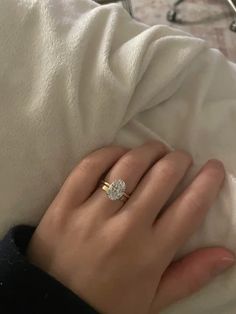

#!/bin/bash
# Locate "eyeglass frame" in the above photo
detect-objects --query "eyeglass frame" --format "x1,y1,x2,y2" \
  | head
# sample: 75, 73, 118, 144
167, 0, 236, 32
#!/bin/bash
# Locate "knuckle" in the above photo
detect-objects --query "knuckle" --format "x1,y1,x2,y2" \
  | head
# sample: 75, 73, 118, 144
78, 156, 102, 173
108, 218, 133, 247
186, 193, 203, 211
159, 150, 193, 178
120, 154, 145, 171
159, 161, 179, 179
146, 140, 170, 152
78, 146, 129, 174
102, 232, 126, 259
175, 150, 193, 165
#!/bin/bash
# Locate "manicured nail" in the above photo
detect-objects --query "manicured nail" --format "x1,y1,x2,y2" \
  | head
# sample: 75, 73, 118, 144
212, 256, 235, 276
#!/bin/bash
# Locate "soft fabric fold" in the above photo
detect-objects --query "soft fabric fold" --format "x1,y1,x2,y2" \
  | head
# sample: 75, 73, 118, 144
0, 0, 236, 313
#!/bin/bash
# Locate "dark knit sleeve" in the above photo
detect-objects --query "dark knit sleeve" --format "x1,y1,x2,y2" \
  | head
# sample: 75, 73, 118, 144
0, 225, 99, 314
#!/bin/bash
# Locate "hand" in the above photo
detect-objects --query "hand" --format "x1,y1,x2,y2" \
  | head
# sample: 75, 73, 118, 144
27, 141, 235, 314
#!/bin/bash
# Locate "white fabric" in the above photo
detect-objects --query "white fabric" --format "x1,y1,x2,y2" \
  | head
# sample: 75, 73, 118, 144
0, 0, 236, 312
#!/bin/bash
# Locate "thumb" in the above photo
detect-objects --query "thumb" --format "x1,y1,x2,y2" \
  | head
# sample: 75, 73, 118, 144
152, 247, 235, 312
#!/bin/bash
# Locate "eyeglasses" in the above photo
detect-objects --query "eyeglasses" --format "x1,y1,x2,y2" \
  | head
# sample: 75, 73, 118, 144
167, 0, 236, 32
95, 0, 133, 17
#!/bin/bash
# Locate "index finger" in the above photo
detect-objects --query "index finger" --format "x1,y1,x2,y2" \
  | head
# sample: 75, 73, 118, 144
154, 159, 225, 265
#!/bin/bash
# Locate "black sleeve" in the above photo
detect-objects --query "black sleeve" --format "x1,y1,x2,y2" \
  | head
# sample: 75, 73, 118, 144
0, 225, 99, 314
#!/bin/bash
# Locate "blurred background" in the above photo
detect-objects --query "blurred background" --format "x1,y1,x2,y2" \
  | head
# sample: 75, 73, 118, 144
132, 0, 236, 62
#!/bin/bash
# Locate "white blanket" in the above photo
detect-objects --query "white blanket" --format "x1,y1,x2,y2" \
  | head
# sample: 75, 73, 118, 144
0, 0, 236, 312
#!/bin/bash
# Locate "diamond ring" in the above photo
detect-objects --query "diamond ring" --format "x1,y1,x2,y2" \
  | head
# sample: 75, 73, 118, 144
100, 179, 130, 202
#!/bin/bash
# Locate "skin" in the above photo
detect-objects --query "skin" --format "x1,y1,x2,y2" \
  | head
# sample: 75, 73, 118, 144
27, 140, 235, 314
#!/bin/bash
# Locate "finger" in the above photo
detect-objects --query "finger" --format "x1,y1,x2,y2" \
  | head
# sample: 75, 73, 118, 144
151, 248, 235, 312
120, 150, 192, 224
54, 146, 129, 208
85, 140, 169, 217
155, 159, 225, 263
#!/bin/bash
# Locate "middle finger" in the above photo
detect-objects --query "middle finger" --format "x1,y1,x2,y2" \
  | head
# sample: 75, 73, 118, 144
120, 150, 193, 224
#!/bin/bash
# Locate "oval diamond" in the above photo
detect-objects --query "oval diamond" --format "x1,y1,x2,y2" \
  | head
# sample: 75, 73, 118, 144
106, 179, 126, 201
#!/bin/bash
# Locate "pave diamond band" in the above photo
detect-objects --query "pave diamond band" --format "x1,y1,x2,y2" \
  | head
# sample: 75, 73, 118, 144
101, 179, 130, 202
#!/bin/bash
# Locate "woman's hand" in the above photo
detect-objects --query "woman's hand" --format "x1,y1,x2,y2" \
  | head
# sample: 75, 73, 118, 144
27, 141, 235, 314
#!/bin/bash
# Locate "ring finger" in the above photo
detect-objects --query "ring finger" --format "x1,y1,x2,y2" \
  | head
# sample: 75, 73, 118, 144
85, 140, 170, 217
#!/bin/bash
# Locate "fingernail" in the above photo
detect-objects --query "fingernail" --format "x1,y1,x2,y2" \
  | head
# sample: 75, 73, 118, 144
206, 159, 225, 172
212, 256, 235, 276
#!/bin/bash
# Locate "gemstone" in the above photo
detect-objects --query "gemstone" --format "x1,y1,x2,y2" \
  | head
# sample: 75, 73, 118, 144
106, 179, 126, 201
